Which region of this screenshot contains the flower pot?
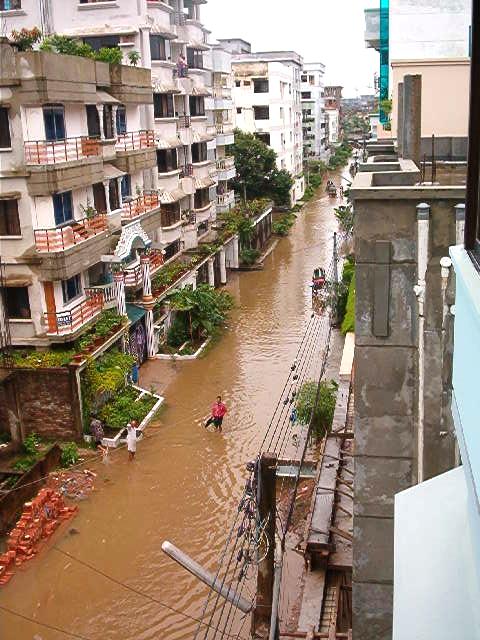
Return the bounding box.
[72,354,84,364]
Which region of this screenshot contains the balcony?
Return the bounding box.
[124,250,165,288]
[121,192,161,222]
[24,136,100,165]
[215,123,235,146]
[45,292,104,337]
[115,130,155,153]
[113,130,157,174]
[34,213,108,253]
[364,8,380,51]
[216,190,235,212]
[84,282,117,309]
[216,156,236,181]
[177,115,191,129]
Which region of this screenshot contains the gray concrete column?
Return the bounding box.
[397,82,404,157]
[97,105,105,140]
[207,258,215,286]
[103,180,112,214]
[219,248,227,284]
[402,74,422,167]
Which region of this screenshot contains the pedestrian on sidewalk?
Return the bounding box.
[204,396,227,432]
[126,422,137,461]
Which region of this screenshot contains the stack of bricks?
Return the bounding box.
[0,488,77,586]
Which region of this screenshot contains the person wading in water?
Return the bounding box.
[204,396,227,432]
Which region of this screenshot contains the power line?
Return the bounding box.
[0,605,92,640]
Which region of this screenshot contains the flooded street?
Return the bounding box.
[1,179,343,640]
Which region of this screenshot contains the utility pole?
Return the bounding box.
[252,452,277,639]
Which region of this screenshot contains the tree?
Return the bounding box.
[269,169,294,207]
[231,130,277,200]
[295,380,338,439]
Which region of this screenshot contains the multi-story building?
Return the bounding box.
[223,42,305,205]
[0,0,240,360]
[324,85,343,146]
[301,62,328,160]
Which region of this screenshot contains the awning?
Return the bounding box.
[150,25,177,39]
[96,90,120,105]
[126,304,146,325]
[0,191,21,200]
[192,86,211,97]
[192,130,215,143]
[189,42,210,51]
[4,276,32,287]
[156,136,182,149]
[194,176,216,189]
[152,79,181,94]
[159,188,186,204]
[104,163,126,180]
[63,25,138,37]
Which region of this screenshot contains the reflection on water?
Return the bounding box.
[1,182,342,640]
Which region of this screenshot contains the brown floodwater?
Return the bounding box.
[1,177,343,640]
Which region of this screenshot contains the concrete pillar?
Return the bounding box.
[232,236,239,269]
[402,74,422,167]
[113,271,127,317]
[112,104,119,138]
[219,248,227,284]
[97,105,105,140]
[455,203,465,246]
[117,177,124,207]
[397,82,404,157]
[207,258,215,286]
[144,303,156,358]
[141,254,153,301]
[103,180,112,214]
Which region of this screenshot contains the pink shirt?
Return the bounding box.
[212,402,227,418]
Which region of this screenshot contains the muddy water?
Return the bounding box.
[1,179,343,640]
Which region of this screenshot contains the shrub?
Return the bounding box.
[99,387,157,429]
[10,27,42,51]
[167,316,190,348]
[95,47,123,65]
[341,273,355,334]
[272,213,296,236]
[61,442,79,468]
[295,380,338,439]
[7,348,75,368]
[128,51,141,66]
[337,256,355,322]
[240,248,260,265]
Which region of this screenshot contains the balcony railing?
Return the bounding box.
[215,123,234,135]
[24,136,100,165]
[121,192,160,221]
[180,164,194,177]
[84,282,116,305]
[217,191,235,207]
[216,157,235,171]
[115,130,155,152]
[45,292,104,336]
[124,250,165,287]
[177,115,191,129]
[213,86,231,99]
[34,213,108,253]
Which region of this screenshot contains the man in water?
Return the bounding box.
[126,422,137,461]
[204,396,227,432]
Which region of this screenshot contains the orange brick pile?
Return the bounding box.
[0,488,77,587]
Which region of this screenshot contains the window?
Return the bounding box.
[187,48,203,69]
[255,132,270,146]
[161,203,180,227]
[83,35,120,52]
[164,239,180,260]
[120,175,131,199]
[253,106,269,120]
[235,80,241,87]
[154,94,174,118]
[301,74,307,82]
[253,78,269,93]
[191,142,207,163]
[0,107,11,148]
[43,105,65,142]
[109,178,120,211]
[280,107,284,120]
[0,199,20,236]
[0,0,22,9]
[62,275,82,304]
[103,104,114,139]
[116,105,127,135]
[189,96,205,117]
[194,188,209,209]
[244,80,251,86]
[301,92,312,99]
[53,192,73,226]
[93,182,107,214]
[4,286,30,320]
[150,35,166,61]
[86,105,100,138]
[236,107,242,114]
[309,75,315,85]
[157,149,178,173]
[281,133,285,148]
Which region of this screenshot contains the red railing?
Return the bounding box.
[24,136,100,165]
[124,250,164,287]
[177,115,191,129]
[45,292,104,336]
[121,192,160,221]
[34,213,108,253]
[84,283,116,304]
[115,130,155,152]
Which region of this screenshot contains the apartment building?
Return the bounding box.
[324,85,343,146]
[0,0,240,359]
[301,62,328,160]
[223,43,305,205]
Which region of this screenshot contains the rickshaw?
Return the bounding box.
[326,182,337,198]
[312,267,326,294]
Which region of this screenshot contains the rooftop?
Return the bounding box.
[232,50,303,66]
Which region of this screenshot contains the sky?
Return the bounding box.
[202,0,379,97]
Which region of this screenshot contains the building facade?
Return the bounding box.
[301,62,327,160]
[228,48,305,205]
[324,85,343,146]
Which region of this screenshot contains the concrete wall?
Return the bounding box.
[391,59,470,139]
[351,166,464,639]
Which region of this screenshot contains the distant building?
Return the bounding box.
[231,50,305,205]
[324,86,343,146]
[301,62,328,160]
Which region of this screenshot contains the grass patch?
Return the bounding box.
[341,272,355,334]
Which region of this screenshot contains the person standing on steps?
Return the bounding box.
[204,396,228,432]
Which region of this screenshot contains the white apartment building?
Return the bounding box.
[325,109,340,145]
[301,62,328,160]
[224,44,305,205]
[0,0,239,357]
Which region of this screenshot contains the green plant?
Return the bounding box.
[10,27,42,51]
[269,169,294,207]
[6,348,75,369]
[23,432,41,456]
[240,248,260,266]
[334,204,354,234]
[272,213,296,236]
[337,256,355,322]
[13,432,42,474]
[13,455,38,473]
[167,317,190,348]
[128,51,141,66]
[295,380,338,439]
[95,47,123,65]
[61,442,79,468]
[80,200,97,219]
[40,35,94,57]
[99,387,157,429]
[341,273,355,334]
